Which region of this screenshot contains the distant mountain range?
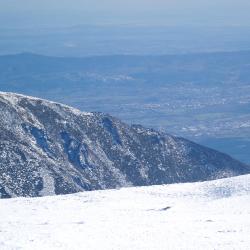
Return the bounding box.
[0,92,249,198]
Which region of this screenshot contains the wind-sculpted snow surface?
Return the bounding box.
[0,92,249,198]
[0,174,250,249]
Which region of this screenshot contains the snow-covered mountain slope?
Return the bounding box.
[0,174,249,250]
[0,91,249,198]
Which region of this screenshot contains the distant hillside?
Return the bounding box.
[0,92,249,198]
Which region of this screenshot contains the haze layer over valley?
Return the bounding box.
[1,52,250,163]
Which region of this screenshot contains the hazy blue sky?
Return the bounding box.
[0,0,250,28]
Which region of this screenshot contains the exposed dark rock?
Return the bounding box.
[0,92,249,198]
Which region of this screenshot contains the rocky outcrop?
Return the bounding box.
[0,92,249,198]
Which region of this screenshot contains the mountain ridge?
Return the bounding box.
[0,92,249,198]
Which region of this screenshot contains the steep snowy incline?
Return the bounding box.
[0,92,249,198]
[0,174,249,250]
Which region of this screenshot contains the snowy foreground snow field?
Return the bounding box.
[1,175,250,250]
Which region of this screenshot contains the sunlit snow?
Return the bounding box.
[0,174,250,250]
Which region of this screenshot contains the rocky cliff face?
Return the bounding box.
[0,92,249,198]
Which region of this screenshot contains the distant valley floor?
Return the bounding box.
[1,52,250,163]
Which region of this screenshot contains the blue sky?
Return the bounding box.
[0,0,250,28]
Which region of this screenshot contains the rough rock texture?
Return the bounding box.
[0,92,249,198]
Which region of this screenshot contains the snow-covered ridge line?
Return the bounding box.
[6,172,250,202]
[0,91,93,116]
